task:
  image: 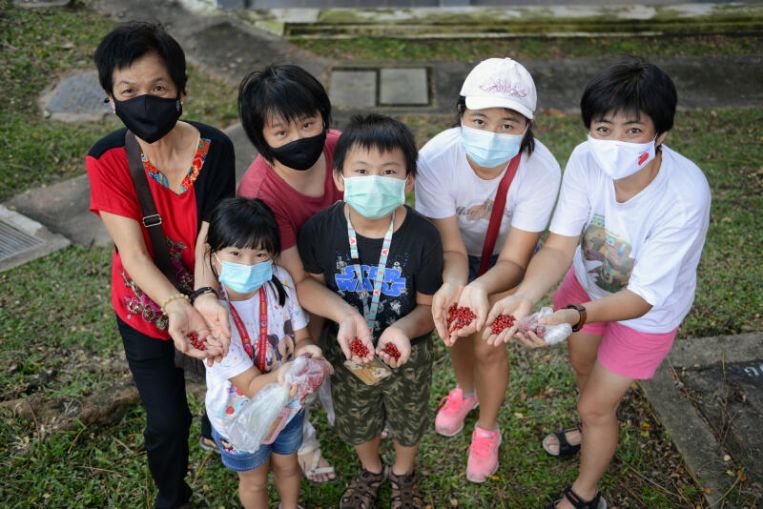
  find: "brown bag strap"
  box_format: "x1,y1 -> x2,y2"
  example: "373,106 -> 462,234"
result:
124,131 -> 178,287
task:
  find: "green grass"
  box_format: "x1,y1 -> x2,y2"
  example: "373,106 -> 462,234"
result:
293,34 -> 762,62
0,1 -> 238,202
1,2 -> 762,508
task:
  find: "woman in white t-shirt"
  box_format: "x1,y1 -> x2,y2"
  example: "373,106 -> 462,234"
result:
484,58 -> 711,509
414,58 -> 561,483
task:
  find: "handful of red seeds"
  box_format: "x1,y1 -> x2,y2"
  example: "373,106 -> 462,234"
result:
349,338 -> 370,358
382,342 -> 401,361
490,314 -> 516,335
447,304 -> 477,332
187,331 -> 206,351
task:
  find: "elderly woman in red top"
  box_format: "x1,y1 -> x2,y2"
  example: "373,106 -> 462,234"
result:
86,22 -> 234,509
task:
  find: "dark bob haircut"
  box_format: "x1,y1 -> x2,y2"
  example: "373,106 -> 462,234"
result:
94,21 -> 187,97
580,57 -> 678,136
333,113 -> 418,177
238,64 -> 332,163
206,197 -> 287,306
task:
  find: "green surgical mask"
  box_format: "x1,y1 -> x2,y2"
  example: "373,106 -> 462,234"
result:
343,176 -> 406,219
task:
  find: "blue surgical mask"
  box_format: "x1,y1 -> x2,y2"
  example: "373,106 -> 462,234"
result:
460,124 -> 523,168
215,256 -> 273,294
343,175 -> 406,219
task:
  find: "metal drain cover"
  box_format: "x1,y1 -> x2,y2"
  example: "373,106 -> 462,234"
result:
0,205 -> 70,272
0,220 -> 45,261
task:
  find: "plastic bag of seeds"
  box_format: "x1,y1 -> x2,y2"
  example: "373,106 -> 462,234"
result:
517,307 -> 573,345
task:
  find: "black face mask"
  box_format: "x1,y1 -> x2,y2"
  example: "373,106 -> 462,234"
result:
114,94 -> 182,144
269,130 -> 327,171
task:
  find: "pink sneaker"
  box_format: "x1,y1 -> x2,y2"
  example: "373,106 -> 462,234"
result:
466,426 -> 501,483
435,387 -> 479,437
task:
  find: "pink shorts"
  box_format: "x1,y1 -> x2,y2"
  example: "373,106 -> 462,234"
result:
551,269 -> 677,380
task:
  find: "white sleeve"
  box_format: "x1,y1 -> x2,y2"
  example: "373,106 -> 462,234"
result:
207,330 -> 253,380
550,155 -> 592,237
627,198 -> 710,307
277,268 -> 309,331
414,154 -> 456,219
511,157 -> 561,232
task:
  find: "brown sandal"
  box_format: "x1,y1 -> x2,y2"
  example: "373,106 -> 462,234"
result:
389,469 -> 425,509
339,465 -> 387,509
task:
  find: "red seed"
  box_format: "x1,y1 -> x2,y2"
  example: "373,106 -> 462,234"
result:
382,342 -> 401,361
490,314 -> 516,335
447,304 -> 477,332
349,338 -> 370,358
187,331 -> 206,351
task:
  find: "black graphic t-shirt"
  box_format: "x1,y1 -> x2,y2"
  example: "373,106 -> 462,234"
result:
298,202 -> 443,343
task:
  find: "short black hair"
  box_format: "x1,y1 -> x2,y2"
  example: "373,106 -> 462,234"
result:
94,21 -> 187,96
580,57 -> 677,136
456,96 -> 535,156
206,197 -> 287,306
238,64 -> 332,163
333,114 -> 418,177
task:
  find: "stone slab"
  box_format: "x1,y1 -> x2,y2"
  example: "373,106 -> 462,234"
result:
379,68 -> 429,106
7,175 -> 111,248
40,71 -> 113,123
14,0 -> 70,8
0,205 -> 70,273
641,333 -> 763,506
329,70 -> 377,109
224,122 -> 259,183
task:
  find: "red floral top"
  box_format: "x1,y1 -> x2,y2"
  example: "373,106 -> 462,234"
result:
142,137 -> 211,193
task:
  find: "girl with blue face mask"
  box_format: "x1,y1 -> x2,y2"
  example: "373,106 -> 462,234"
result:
414,58 -> 563,483
204,197 -> 326,509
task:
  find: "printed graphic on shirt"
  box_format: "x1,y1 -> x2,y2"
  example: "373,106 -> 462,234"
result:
334,257 -> 408,297
333,255 -> 410,331
456,199 -> 493,222
121,237 -> 192,329
581,214 -> 635,293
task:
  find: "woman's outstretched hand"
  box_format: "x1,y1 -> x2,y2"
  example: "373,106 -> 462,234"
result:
431,282 -> 463,347
482,294 -> 533,346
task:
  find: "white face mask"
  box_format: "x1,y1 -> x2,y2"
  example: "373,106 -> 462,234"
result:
587,135 -> 657,180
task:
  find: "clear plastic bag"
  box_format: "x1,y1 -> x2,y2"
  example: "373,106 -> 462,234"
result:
225,356 -> 331,452
517,307 -> 573,345
285,355 -> 332,401
226,383 -> 290,452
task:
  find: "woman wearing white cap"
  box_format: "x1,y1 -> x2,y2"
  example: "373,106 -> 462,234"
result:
415,58 -> 561,482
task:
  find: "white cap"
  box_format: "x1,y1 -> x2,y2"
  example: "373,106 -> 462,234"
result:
460,58 -> 537,120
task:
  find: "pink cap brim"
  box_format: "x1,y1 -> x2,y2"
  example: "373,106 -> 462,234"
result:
464,95 -> 534,120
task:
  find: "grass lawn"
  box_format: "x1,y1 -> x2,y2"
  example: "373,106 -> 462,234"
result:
292,34 -> 762,62
1,2 -> 762,508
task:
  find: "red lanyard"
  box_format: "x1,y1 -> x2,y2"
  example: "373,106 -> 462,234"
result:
228,286 -> 268,372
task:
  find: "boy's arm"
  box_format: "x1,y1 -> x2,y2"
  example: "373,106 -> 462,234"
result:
299,271 -> 374,363
376,292 -> 434,368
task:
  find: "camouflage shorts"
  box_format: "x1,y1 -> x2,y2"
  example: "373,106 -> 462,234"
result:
324,334 -> 433,447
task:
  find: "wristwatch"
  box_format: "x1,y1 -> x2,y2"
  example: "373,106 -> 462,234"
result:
190,286 -> 217,304
565,304 -> 587,332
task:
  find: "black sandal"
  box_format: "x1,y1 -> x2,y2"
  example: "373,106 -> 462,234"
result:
389,469 -> 425,509
546,485 -> 607,509
542,423 -> 582,458
339,465 -> 387,509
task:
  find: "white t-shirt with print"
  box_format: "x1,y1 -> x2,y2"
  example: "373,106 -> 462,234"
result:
415,127 -> 561,256
550,142 -> 711,333
204,265 -> 309,439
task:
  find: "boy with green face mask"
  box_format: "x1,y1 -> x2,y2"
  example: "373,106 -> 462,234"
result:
298,114 -> 443,509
